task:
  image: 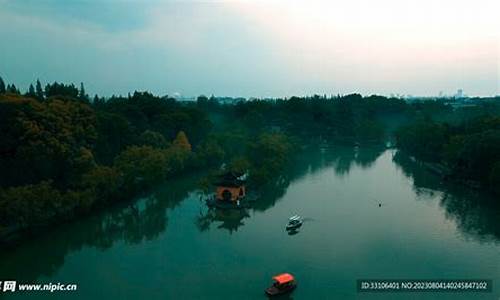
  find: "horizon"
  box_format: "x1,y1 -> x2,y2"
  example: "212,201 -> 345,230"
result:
0,76 -> 496,100
1,0 -> 499,97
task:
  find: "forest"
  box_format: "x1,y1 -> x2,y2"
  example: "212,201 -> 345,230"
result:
396,116 -> 500,194
1,76 -> 499,239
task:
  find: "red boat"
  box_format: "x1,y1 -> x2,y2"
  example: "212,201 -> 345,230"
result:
265,273 -> 297,296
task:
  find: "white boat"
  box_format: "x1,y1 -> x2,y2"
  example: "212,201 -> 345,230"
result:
286,215 -> 303,230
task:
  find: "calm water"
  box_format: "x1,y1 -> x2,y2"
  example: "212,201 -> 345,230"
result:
1,147 -> 499,300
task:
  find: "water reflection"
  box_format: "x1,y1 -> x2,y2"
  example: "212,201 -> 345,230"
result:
2,146 -> 496,294
0,174 -> 198,284
393,150 -> 500,243
196,209 -> 250,234
199,146 -> 386,230
354,145 -> 386,169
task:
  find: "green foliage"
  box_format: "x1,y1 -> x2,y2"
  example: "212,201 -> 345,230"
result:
227,157 -> 251,174
35,79 -> 44,100
196,95 -> 219,111
163,144 -> 193,176
195,137 -> 225,167
243,110 -> 265,134
0,181 -> 65,228
2,79 -> 499,235
489,161 -> 500,196
78,82 -> 89,102
0,88 -> 214,232
247,133 -> 294,185
97,91 -> 212,146
395,121 -> 449,161
446,130 -> 500,182
114,146 -> 169,187
26,84 -> 36,98
0,76 -> 5,94
226,93 -> 411,145
6,84 -> 20,94
114,140 -> 193,188
139,130 -> 169,148
81,166 -> 122,205
0,95 -> 97,187
397,116 -> 500,194
210,130 -> 248,159
45,82 -> 79,99
356,120 -> 385,143
94,111 -> 133,164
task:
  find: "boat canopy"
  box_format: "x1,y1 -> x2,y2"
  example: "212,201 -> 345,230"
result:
289,215 -> 301,221
273,273 -> 295,284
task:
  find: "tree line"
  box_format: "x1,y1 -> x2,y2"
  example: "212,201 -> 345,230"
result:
396,116 -> 500,195
1,76 -> 499,236
0,78 -> 297,234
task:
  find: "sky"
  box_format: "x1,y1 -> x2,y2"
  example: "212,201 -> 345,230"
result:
0,0 -> 499,98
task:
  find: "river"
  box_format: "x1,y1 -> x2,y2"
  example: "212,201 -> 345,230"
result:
0,147 -> 498,299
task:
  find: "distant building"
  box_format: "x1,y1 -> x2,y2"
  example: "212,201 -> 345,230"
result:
215,97 -> 246,105
455,89 -> 464,99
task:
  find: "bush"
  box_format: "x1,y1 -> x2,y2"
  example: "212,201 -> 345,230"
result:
139,130 -> 169,148
114,146 -> 169,187
81,166 -> 122,205
0,181 -> 63,228
196,138 -> 225,167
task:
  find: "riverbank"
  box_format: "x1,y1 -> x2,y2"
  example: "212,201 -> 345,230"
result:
0,132 -> 297,246
400,152 -> 484,191
395,116 -> 500,196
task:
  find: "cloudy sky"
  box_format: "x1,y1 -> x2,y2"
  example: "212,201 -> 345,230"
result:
0,0 -> 498,97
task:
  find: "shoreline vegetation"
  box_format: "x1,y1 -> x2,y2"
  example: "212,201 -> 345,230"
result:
1,77 -> 499,244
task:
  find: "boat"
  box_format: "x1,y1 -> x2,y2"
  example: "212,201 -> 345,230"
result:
286,215 -> 303,231
265,273 -> 297,296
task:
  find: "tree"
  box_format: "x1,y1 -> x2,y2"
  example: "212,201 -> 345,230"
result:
0,76 -> 5,94
196,95 -> 219,111
79,82 -> 88,102
35,79 -> 44,100
0,181 -> 63,228
92,94 -> 103,105
333,98 -> 355,138
45,82 -> 79,98
6,84 -> 20,94
247,133 -> 294,185
447,130 -> 500,182
163,144 -> 192,175
114,146 -> 168,187
94,112 -> 132,165
228,157 -> 250,174
139,130 -> 168,148
489,161 -> 500,196
0,96 -> 97,187
395,121 -> 449,162
81,166 -> 122,205
173,131 -> 192,151
356,120 -> 385,143
26,84 -> 36,98
196,138 -> 225,166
